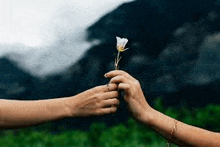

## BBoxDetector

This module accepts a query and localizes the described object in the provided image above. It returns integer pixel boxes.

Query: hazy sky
[0,0,134,77]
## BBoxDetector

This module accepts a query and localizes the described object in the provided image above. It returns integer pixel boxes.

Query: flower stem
[115,51,121,70]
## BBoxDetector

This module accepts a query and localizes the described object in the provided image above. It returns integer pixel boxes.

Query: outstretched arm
[0,97,69,129]
[105,70,220,147]
[0,83,119,129]
[148,109,220,147]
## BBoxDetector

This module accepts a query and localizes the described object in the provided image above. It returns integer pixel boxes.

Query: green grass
[0,98,219,147]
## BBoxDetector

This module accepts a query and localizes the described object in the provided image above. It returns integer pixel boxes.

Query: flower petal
[116,36,121,43]
[116,36,128,52]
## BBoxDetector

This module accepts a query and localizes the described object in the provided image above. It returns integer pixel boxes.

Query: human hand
[67,83,119,117]
[105,70,153,124]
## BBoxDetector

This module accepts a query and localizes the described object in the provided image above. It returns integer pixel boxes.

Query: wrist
[141,106,156,126]
[63,96,76,118]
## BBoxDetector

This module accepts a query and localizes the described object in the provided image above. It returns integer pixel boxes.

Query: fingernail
[104,73,108,77]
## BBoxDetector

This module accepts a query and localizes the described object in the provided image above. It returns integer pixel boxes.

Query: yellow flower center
[117,45,125,52]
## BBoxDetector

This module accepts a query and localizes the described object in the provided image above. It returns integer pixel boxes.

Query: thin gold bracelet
[166,119,178,146]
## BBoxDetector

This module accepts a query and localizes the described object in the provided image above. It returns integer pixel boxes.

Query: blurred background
[1,0,220,146]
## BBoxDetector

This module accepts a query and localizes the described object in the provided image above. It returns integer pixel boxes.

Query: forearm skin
[146,109,220,147]
[0,98,71,129]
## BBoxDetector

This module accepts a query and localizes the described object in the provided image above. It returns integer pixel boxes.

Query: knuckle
[93,94,100,100]
[134,79,140,86]
[109,77,115,83]
[96,102,101,107]
[110,83,116,90]
[121,75,126,80]
[117,70,123,73]
[113,83,118,89]
[120,70,126,75]
[125,72,130,77]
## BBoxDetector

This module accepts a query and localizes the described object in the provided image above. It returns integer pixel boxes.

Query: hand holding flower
[105,70,153,124]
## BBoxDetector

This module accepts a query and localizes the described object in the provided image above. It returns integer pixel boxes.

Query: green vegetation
[0,98,219,147]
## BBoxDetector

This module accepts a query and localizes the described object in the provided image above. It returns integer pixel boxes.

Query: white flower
[116,36,128,52]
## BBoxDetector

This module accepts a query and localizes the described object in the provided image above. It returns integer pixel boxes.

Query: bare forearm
[104,70,220,146]
[146,109,220,147]
[0,98,70,129]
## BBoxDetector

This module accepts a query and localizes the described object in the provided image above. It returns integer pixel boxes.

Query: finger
[100,91,119,100]
[105,70,133,79]
[97,107,117,115]
[95,83,118,92]
[118,83,130,100]
[109,75,127,84]
[104,83,118,92]
[104,70,123,77]
[118,83,130,92]
[101,98,120,107]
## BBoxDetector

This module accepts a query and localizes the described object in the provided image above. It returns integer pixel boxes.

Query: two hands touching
[0,70,149,128]
[105,70,152,123]
[69,70,220,147]
[67,70,152,125]
[2,70,219,147]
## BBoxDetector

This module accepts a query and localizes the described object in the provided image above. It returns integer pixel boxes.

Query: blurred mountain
[1,0,220,130]
[0,57,32,100]
[85,0,220,108]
